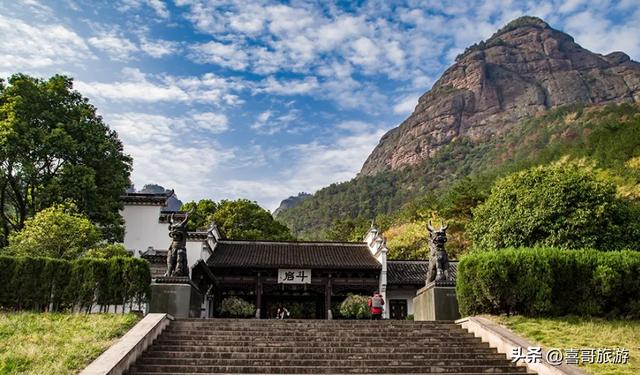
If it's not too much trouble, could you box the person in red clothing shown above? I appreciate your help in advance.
[368,291,384,320]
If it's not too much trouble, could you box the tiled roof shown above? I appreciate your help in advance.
[140,249,167,264]
[122,191,172,206]
[207,240,381,270]
[387,260,458,285]
[187,231,208,241]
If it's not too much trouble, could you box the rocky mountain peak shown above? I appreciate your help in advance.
[360,16,640,176]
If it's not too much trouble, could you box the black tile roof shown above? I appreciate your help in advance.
[387,260,458,285]
[140,249,167,264]
[207,240,381,270]
[122,191,172,205]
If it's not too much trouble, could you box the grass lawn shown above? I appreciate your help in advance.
[492,315,640,375]
[0,312,139,375]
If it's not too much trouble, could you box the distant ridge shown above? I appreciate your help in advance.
[273,192,311,216]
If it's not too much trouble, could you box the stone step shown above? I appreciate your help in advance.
[166,326,461,332]
[162,330,463,337]
[124,319,523,375]
[151,340,489,348]
[175,319,457,324]
[129,373,536,375]
[147,345,498,354]
[136,358,516,367]
[173,320,457,329]
[126,364,529,374]
[141,351,508,360]
[158,334,480,342]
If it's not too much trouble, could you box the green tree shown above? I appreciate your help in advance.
[0,74,132,245]
[324,217,371,242]
[468,161,640,250]
[5,203,102,259]
[83,243,131,259]
[212,199,293,240]
[181,199,218,231]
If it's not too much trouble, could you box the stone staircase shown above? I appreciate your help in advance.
[126,319,534,374]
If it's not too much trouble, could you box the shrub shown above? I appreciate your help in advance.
[83,244,131,258]
[5,203,102,259]
[218,297,256,318]
[468,161,640,250]
[457,248,640,318]
[339,295,371,319]
[0,256,150,312]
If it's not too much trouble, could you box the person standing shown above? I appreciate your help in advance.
[368,291,384,320]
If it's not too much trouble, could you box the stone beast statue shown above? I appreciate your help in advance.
[426,220,450,283]
[165,209,192,277]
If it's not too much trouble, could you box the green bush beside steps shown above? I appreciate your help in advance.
[0,256,151,312]
[457,248,640,318]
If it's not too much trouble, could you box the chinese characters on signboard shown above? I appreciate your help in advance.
[278,269,311,284]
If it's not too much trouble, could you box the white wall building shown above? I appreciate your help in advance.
[121,192,437,319]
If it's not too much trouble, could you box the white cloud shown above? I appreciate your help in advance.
[0,14,92,69]
[188,40,249,70]
[256,76,319,95]
[349,37,380,68]
[140,38,180,58]
[119,0,169,18]
[76,69,244,105]
[191,112,229,133]
[209,121,389,211]
[564,10,640,58]
[88,32,138,61]
[393,93,420,115]
[251,109,300,135]
[109,111,229,143]
[107,111,234,202]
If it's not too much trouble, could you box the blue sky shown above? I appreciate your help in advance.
[2,0,639,211]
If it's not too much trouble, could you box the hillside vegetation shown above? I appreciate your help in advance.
[276,103,640,258]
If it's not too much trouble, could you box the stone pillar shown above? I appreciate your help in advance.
[255,273,262,319]
[325,274,333,320]
[149,277,203,318]
[413,281,460,321]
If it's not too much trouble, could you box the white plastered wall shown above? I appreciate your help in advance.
[121,205,168,256]
[364,226,390,318]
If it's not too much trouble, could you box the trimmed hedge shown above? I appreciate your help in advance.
[0,256,151,312]
[457,248,640,317]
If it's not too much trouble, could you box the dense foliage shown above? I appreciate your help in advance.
[0,256,150,312]
[0,74,132,245]
[82,244,131,259]
[276,103,640,258]
[181,199,217,231]
[4,203,102,259]
[218,296,256,318]
[182,199,294,240]
[339,294,371,319]
[456,248,640,317]
[468,161,640,250]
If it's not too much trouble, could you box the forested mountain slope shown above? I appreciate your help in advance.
[276,103,640,240]
[276,16,640,240]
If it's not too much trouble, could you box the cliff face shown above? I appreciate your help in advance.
[360,17,640,176]
[273,192,311,217]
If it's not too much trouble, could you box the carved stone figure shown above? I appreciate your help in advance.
[165,209,192,277]
[426,220,450,283]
